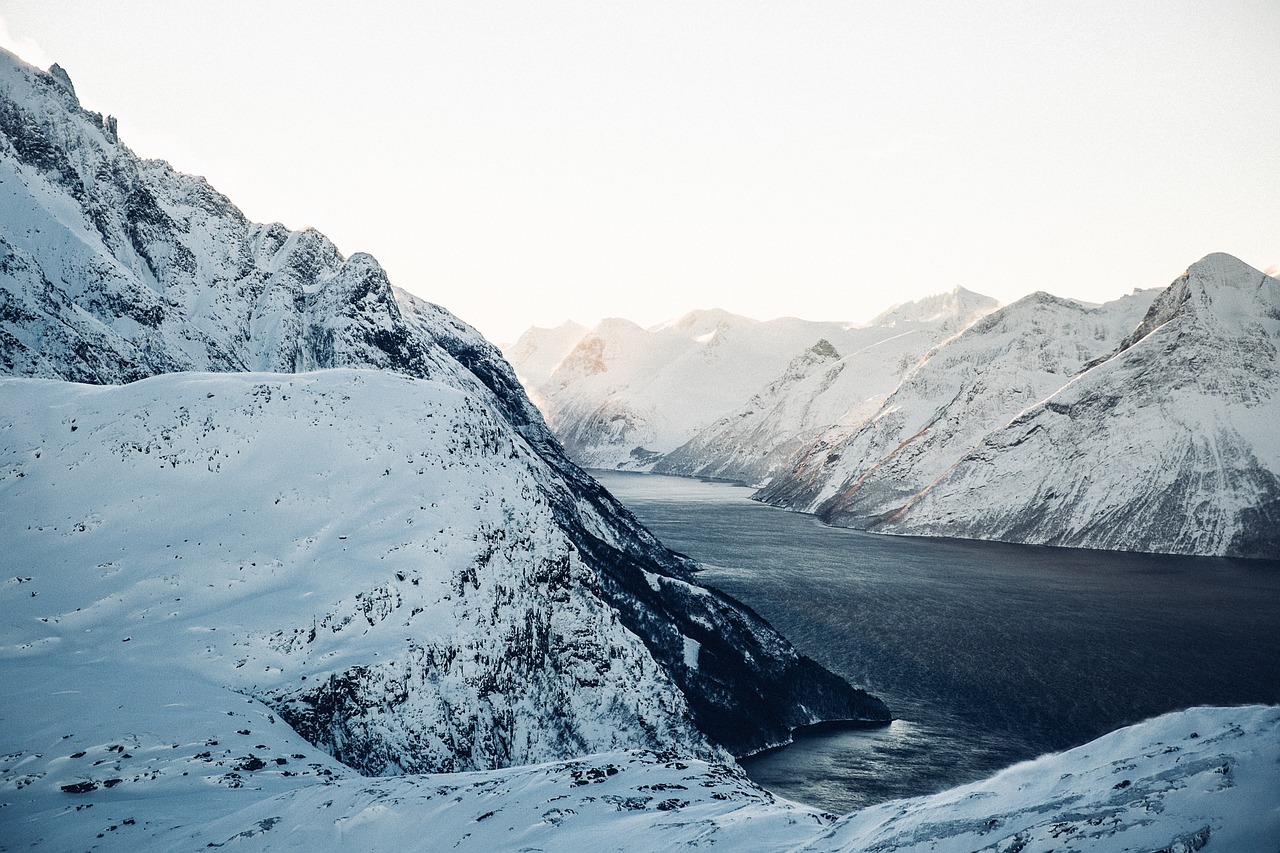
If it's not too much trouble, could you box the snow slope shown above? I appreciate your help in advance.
[4,650,1275,852]
[760,288,1159,522]
[0,44,888,772]
[655,289,1000,485]
[1,371,720,774]
[878,254,1280,558]
[506,290,996,473]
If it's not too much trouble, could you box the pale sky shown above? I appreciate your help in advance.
[2,1,1277,342]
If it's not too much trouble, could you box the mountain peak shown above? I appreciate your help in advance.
[870,288,999,327]
[1190,251,1255,275]
[593,316,647,336]
[655,308,754,335]
[47,62,76,99]
[807,338,841,360]
[1116,252,1277,361]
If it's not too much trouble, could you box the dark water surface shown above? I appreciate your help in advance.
[594,471,1280,813]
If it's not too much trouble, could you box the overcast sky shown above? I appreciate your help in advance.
[2,2,1277,342]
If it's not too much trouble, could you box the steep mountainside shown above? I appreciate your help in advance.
[877,254,1280,558]
[0,46,887,773]
[655,288,999,484]
[760,288,1159,522]
[506,290,996,472]
[2,372,715,773]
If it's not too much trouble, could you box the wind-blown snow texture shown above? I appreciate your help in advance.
[0,45,887,780]
[506,291,997,477]
[762,255,1280,559]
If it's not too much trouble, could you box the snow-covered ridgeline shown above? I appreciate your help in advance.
[750,254,1280,558]
[0,44,888,776]
[504,290,998,474]
[514,249,1279,558]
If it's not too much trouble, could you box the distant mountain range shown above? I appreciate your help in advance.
[507,289,998,474]
[823,254,1280,558]
[508,258,1279,559]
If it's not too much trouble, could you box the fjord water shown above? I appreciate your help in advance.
[594,471,1280,814]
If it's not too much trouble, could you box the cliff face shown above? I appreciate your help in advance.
[0,46,887,778]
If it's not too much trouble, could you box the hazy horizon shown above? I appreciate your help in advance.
[3,2,1276,343]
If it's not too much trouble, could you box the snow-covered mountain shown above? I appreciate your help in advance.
[0,43,888,785]
[3,371,716,774]
[3,49,1277,850]
[505,290,997,473]
[502,319,587,405]
[761,254,1280,558]
[874,253,1280,558]
[760,288,1160,522]
[655,289,1001,485]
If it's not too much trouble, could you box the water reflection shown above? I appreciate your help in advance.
[743,719,1008,812]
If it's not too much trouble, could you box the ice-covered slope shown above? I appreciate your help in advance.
[879,254,1280,558]
[760,288,1159,522]
[506,290,996,472]
[655,288,1000,485]
[0,45,888,769]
